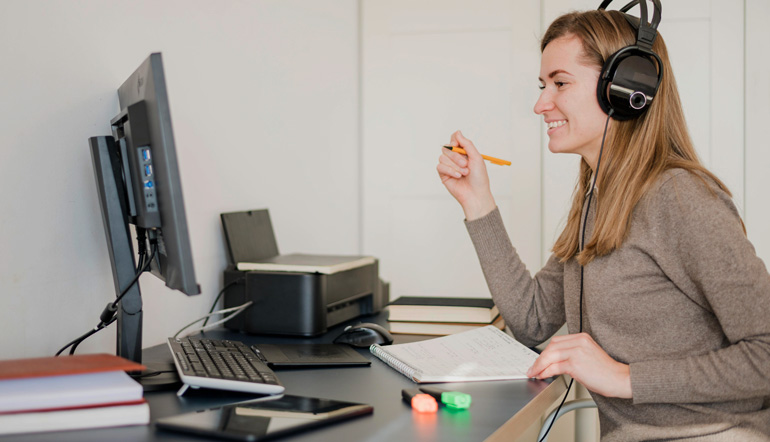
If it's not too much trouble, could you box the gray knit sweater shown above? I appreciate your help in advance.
[465,169,770,441]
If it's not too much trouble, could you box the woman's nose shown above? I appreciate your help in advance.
[534,89,554,115]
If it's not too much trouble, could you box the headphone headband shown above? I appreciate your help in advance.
[598,0,661,49]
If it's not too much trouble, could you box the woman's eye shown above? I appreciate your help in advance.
[538,84,545,90]
[555,81,565,87]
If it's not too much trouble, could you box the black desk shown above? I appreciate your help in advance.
[3,313,566,442]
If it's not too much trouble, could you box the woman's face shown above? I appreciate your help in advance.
[534,35,608,168]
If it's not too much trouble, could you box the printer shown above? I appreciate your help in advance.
[220,209,387,336]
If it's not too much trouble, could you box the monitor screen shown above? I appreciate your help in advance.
[112,53,199,296]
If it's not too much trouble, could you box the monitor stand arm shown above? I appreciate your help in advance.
[89,136,181,391]
[89,136,143,364]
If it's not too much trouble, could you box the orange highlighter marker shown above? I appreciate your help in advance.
[443,145,511,166]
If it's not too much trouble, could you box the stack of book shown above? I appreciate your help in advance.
[0,353,150,436]
[386,296,504,336]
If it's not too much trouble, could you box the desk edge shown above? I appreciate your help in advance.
[484,376,569,442]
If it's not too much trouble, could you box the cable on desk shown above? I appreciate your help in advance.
[133,369,176,379]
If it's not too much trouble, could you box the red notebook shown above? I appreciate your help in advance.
[0,353,145,381]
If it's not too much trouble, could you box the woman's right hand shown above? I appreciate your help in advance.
[437,130,497,221]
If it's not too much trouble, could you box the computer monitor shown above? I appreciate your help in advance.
[89,53,200,366]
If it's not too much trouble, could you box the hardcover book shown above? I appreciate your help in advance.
[0,353,145,381]
[0,370,143,413]
[387,297,499,323]
[0,400,149,435]
[388,315,505,336]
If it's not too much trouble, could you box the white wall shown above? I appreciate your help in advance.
[0,0,360,358]
[746,0,770,262]
[361,0,543,300]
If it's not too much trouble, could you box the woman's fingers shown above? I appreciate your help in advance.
[438,154,469,176]
[454,130,482,159]
[526,333,595,378]
[449,130,461,148]
[437,162,462,180]
[527,342,582,378]
[442,148,468,168]
[533,360,571,380]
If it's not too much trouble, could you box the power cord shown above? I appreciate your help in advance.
[201,278,245,327]
[55,239,158,357]
[538,110,612,442]
[133,369,176,379]
[172,300,254,339]
[169,277,247,339]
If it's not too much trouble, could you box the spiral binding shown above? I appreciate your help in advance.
[370,344,421,382]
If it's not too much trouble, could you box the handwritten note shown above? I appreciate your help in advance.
[370,326,539,383]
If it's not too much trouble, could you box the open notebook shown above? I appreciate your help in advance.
[370,325,539,383]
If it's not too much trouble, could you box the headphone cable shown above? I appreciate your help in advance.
[538,110,612,441]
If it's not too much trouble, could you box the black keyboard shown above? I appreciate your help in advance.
[168,337,285,396]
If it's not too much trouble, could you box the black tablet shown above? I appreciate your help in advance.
[155,395,373,441]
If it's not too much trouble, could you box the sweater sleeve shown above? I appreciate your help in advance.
[465,207,566,347]
[630,171,770,404]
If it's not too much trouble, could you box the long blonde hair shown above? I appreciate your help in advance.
[547,10,732,265]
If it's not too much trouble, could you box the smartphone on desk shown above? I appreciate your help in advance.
[155,394,373,441]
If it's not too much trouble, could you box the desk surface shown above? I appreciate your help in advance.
[2,313,565,442]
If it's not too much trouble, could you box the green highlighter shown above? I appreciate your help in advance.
[418,387,472,410]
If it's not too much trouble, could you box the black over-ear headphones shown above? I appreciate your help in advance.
[597,0,663,120]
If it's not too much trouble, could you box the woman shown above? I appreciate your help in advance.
[437,8,770,441]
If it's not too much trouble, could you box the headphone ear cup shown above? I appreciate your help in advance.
[597,47,661,120]
[596,69,614,117]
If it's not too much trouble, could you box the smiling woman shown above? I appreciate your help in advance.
[435,2,770,441]
[534,36,607,164]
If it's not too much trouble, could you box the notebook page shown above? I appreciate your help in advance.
[380,326,538,381]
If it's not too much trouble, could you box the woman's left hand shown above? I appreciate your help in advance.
[526,333,633,399]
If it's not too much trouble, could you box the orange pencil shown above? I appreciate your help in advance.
[443,145,511,166]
